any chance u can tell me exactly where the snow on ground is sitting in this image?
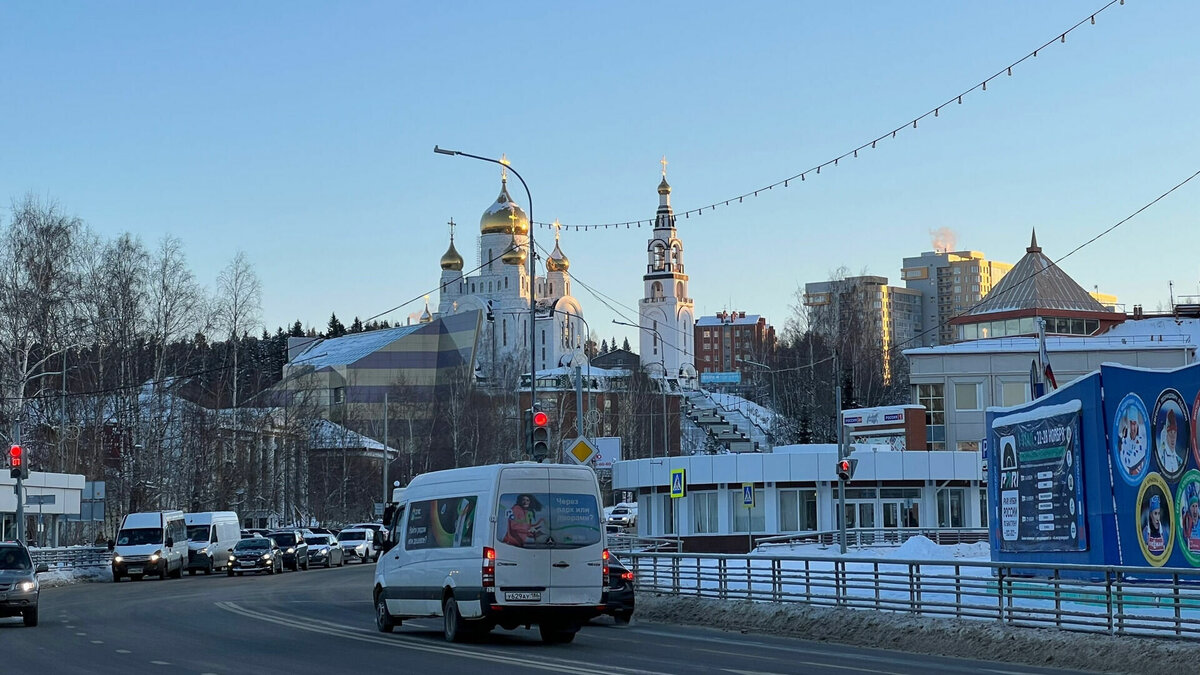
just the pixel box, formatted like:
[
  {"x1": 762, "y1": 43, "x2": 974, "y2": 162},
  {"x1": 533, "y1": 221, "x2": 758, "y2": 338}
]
[{"x1": 38, "y1": 565, "x2": 110, "y2": 587}]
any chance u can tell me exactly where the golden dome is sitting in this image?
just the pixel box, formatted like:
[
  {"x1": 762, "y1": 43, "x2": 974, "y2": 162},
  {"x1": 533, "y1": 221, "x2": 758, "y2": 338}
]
[
  {"x1": 480, "y1": 178, "x2": 529, "y2": 236},
  {"x1": 547, "y1": 240, "x2": 569, "y2": 272},
  {"x1": 440, "y1": 237, "x2": 464, "y2": 271},
  {"x1": 501, "y1": 240, "x2": 527, "y2": 266},
  {"x1": 418, "y1": 296, "x2": 433, "y2": 323}
]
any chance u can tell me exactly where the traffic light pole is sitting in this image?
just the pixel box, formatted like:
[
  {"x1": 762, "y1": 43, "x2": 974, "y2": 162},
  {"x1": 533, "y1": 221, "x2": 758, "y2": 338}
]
[
  {"x1": 13, "y1": 421, "x2": 24, "y2": 545},
  {"x1": 835, "y1": 351, "x2": 846, "y2": 555}
]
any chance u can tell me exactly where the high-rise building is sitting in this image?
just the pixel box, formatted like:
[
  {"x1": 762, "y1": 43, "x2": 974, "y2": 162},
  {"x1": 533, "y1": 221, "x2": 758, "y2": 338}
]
[
  {"x1": 900, "y1": 250, "x2": 1013, "y2": 346},
  {"x1": 803, "y1": 275, "x2": 922, "y2": 382},
  {"x1": 694, "y1": 311, "x2": 777, "y2": 375}
]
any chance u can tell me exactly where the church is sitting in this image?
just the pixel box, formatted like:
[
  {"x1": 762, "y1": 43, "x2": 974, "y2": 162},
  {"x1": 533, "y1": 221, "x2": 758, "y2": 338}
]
[
  {"x1": 434, "y1": 165, "x2": 587, "y2": 384},
  {"x1": 434, "y1": 161, "x2": 695, "y2": 388}
]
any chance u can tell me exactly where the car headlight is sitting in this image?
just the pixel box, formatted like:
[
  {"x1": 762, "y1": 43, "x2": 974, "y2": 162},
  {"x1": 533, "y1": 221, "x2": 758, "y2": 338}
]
[
  {"x1": 150, "y1": 552, "x2": 161, "y2": 562},
  {"x1": 20, "y1": 581, "x2": 36, "y2": 592},
  {"x1": 287, "y1": 547, "x2": 295, "y2": 553},
  {"x1": 262, "y1": 553, "x2": 271, "y2": 560},
  {"x1": 113, "y1": 555, "x2": 123, "y2": 563}
]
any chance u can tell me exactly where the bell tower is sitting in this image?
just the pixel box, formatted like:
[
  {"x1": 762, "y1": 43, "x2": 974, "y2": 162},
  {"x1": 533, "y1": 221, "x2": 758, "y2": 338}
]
[{"x1": 639, "y1": 158, "x2": 694, "y2": 380}]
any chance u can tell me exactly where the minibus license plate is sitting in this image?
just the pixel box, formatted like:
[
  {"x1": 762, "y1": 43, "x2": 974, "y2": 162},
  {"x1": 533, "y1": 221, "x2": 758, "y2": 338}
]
[
  {"x1": 128, "y1": 567, "x2": 142, "y2": 575},
  {"x1": 505, "y1": 591, "x2": 541, "y2": 602}
]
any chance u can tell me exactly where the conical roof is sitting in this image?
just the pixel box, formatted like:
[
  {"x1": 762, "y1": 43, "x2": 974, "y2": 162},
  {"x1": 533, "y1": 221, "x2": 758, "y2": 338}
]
[{"x1": 963, "y1": 230, "x2": 1106, "y2": 316}]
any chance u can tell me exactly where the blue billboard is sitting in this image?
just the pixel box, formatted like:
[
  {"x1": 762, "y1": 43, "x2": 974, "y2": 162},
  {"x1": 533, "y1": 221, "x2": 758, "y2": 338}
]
[{"x1": 988, "y1": 362, "x2": 1200, "y2": 574}]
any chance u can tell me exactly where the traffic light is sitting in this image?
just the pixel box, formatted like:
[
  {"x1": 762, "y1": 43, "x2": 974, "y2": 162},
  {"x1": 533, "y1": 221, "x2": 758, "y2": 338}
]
[
  {"x1": 9, "y1": 444, "x2": 22, "y2": 479},
  {"x1": 836, "y1": 457, "x2": 858, "y2": 482},
  {"x1": 531, "y1": 408, "x2": 550, "y2": 462}
]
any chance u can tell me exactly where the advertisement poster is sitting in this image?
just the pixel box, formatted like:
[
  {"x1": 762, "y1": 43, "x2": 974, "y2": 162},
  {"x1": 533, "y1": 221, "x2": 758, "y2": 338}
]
[
  {"x1": 404, "y1": 496, "x2": 477, "y2": 550},
  {"x1": 991, "y1": 401, "x2": 1087, "y2": 552},
  {"x1": 496, "y1": 493, "x2": 601, "y2": 549}
]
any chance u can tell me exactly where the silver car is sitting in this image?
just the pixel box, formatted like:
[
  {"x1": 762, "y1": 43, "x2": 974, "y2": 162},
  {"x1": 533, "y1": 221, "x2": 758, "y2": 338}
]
[
  {"x1": 0, "y1": 543, "x2": 47, "y2": 627},
  {"x1": 337, "y1": 529, "x2": 374, "y2": 563}
]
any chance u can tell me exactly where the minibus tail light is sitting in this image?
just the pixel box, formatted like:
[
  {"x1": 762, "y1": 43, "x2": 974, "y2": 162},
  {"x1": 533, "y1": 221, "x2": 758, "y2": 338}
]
[{"x1": 482, "y1": 546, "x2": 496, "y2": 590}]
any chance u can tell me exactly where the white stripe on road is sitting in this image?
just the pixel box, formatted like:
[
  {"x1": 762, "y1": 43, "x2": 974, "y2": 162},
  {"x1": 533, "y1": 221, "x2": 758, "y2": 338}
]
[{"x1": 215, "y1": 601, "x2": 656, "y2": 675}]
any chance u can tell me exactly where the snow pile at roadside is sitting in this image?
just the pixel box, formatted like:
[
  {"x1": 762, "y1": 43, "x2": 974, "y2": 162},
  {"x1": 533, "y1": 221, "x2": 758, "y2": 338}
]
[
  {"x1": 754, "y1": 535, "x2": 990, "y2": 561},
  {"x1": 38, "y1": 566, "x2": 110, "y2": 587}
]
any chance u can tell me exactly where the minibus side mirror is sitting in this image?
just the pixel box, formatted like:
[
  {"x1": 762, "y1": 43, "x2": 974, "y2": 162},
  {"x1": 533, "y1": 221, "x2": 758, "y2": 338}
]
[
  {"x1": 381, "y1": 504, "x2": 395, "y2": 527},
  {"x1": 165, "y1": 537, "x2": 174, "y2": 548},
  {"x1": 36, "y1": 563, "x2": 48, "y2": 574},
  {"x1": 107, "y1": 540, "x2": 115, "y2": 551}
]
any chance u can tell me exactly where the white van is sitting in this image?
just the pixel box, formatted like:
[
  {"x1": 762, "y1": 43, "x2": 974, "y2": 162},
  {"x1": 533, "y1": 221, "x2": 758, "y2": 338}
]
[
  {"x1": 373, "y1": 463, "x2": 607, "y2": 644},
  {"x1": 110, "y1": 510, "x2": 188, "y2": 581},
  {"x1": 184, "y1": 511, "x2": 241, "y2": 575}
]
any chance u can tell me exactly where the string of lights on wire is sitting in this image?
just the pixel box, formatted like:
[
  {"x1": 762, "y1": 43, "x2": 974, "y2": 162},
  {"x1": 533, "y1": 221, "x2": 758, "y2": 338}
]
[{"x1": 531, "y1": 0, "x2": 1127, "y2": 233}]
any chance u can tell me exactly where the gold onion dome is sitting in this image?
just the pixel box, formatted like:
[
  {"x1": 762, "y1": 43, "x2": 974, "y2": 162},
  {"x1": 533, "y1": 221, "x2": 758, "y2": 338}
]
[
  {"x1": 480, "y1": 178, "x2": 529, "y2": 236},
  {"x1": 547, "y1": 240, "x2": 569, "y2": 272},
  {"x1": 440, "y1": 237, "x2": 464, "y2": 271},
  {"x1": 658, "y1": 176, "x2": 671, "y2": 195},
  {"x1": 418, "y1": 296, "x2": 433, "y2": 323},
  {"x1": 501, "y1": 241, "x2": 527, "y2": 266}
]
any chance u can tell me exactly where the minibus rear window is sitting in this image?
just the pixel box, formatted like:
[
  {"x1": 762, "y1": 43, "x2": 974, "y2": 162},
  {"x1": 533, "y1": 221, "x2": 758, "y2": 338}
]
[{"x1": 497, "y1": 493, "x2": 601, "y2": 549}]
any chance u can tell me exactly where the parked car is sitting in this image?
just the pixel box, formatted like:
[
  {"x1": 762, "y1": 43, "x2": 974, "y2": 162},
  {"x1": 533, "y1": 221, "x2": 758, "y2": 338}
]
[
  {"x1": 267, "y1": 530, "x2": 309, "y2": 571},
  {"x1": 239, "y1": 530, "x2": 262, "y2": 539},
  {"x1": 601, "y1": 556, "x2": 635, "y2": 624},
  {"x1": 0, "y1": 542, "x2": 47, "y2": 627},
  {"x1": 606, "y1": 504, "x2": 637, "y2": 529},
  {"x1": 337, "y1": 529, "x2": 373, "y2": 563},
  {"x1": 228, "y1": 537, "x2": 283, "y2": 576},
  {"x1": 304, "y1": 535, "x2": 344, "y2": 568},
  {"x1": 308, "y1": 527, "x2": 336, "y2": 536}
]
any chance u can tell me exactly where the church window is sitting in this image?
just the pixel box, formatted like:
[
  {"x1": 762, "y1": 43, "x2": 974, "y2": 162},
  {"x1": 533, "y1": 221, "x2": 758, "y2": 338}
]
[
  {"x1": 652, "y1": 244, "x2": 666, "y2": 271},
  {"x1": 503, "y1": 319, "x2": 507, "y2": 346},
  {"x1": 549, "y1": 282, "x2": 554, "y2": 295},
  {"x1": 541, "y1": 330, "x2": 546, "y2": 345},
  {"x1": 488, "y1": 281, "x2": 492, "y2": 293},
  {"x1": 488, "y1": 249, "x2": 493, "y2": 268},
  {"x1": 676, "y1": 281, "x2": 684, "y2": 298},
  {"x1": 652, "y1": 281, "x2": 663, "y2": 299},
  {"x1": 505, "y1": 277, "x2": 508, "y2": 289}
]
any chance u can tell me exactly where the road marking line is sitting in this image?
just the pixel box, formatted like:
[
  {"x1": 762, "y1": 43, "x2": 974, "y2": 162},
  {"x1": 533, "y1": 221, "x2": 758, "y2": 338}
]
[
  {"x1": 75, "y1": 632, "x2": 87, "y2": 636},
  {"x1": 216, "y1": 601, "x2": 654, "y2": 675},
  {"x1": 150, "y1": 661, "x2": 171, "y2": 665},
  {"x1": 116, "y1": 649, "x2": 132, "y2": 654},
  {"x1": 90, "y1": 640, "x2": 104, "y2": 644}
]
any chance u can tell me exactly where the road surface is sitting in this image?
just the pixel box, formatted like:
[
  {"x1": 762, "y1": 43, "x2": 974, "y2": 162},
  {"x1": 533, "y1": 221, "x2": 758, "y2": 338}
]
[{"x1": 2, "y1": 561, "x2": 1094, "y2": 674}]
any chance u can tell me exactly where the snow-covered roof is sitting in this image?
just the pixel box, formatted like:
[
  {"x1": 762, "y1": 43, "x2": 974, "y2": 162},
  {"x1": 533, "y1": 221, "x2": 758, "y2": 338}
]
[
  {"x1": 289, "y1": 324, "x2": 427, "y2": 369},
  {"x1": 905, "y1": 318, "x2": 1200, "y2": 357},
  {"x1": 535, "y1": 365, "x2": 631, "y2": 379},
  {"x1": 705, "y1": 391, "x2": 776, "y2": 428},
  {"x1": 309, "y1": 419, "x2": 399, "y2": 455},
  {"x1": 697, "y1": 313, "x2": 762, "y2": 327}
]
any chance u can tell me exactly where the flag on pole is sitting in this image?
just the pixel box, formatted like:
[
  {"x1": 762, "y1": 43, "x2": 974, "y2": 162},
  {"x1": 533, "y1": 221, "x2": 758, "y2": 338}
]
[{"x1": 1039, "y1": 333, "x2": 1057, "y2": 390}]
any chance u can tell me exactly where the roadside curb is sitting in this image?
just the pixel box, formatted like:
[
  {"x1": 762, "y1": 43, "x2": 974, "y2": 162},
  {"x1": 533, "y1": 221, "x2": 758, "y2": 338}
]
[{"x1": 635, "y1": 594, "x2": 1200, "y2": 674}]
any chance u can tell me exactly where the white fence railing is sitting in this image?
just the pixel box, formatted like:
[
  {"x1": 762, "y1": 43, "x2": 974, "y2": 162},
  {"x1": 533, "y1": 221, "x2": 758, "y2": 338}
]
[
  {"x1": 630, "y1": 551, "x2": 1200, "y2": 639},
  {"x1": 30, "y1": 546, "x2": 112, "y2": 569}
]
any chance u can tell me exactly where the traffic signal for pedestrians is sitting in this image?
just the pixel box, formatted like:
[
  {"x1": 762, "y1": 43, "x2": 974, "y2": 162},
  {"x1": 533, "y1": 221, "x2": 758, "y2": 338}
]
[
  {"x1": 836, "y1": 457, "x2": 857, "y2": 482},
  {"x1": 531, "y1": 408, "x2": 550, "y2": 462},
  {"x1": 9, "y1": 444, "x2": 23, "y2": 479}
]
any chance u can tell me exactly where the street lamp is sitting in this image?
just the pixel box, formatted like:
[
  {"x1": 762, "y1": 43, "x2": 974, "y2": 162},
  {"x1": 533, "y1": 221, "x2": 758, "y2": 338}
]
[
  {"x1": 613, "y1": 319, "x2": 669, "y2": 459},
  {"x1": 553, "y1": 308, "x2": 591, "y2": 439},
  {"x1": 435, "y1": 146, "x2": 538, "y2": 452}
]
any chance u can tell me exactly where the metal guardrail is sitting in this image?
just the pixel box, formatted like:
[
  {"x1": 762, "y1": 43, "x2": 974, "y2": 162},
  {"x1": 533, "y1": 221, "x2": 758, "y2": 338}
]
[
  {"x1": 629, "y1": 551, "x2": 1200, "y2": 639},
  {"x1": 608, "y1": 533, "x2": 680, "y2": 555},
  {"x1": 756, "y1": 528, "x2": 989, "y2": 549},
  {"x1": 30, "y1": 546, "x2": 112, "y2": 569}
]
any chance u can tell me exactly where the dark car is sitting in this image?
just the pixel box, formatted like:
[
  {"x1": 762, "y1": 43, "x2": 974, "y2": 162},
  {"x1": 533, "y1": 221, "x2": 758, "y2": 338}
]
[
  {"x1": 228, "y1": 537, "x2": 283, "y2": 576},
  {"x1": 267, "y1": 530, "x2": 309, "y2": 571},
  {"x1": 304, "y1": 535, "x2": 344, "y2": 568},
  {"x1": 602, "y1": 556, "x2": 635, "y2": 624},
  {"x1": 308, "y1": 527, "x2": 336, "y2": 536},
  {"x1": 0, "y1": 542, "x2": 47, "y2": 627}
]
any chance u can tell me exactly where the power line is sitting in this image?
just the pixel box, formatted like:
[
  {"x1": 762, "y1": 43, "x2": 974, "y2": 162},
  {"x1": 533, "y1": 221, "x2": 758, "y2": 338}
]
[{"x1": 530, "y1": 0, "x2": 1126, "y2": 232}]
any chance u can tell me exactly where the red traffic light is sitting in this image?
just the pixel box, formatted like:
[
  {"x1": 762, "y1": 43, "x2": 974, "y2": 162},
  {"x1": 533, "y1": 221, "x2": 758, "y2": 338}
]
[
  {"x1": 533, "y1": 411, "x2": 549, "y2": 427},
  {"x1": 838, "y1": 459, "x2": 850, "y2": 472},
  {"x1": 9, "y1": 444, "x2": 21, "y2": 467}
]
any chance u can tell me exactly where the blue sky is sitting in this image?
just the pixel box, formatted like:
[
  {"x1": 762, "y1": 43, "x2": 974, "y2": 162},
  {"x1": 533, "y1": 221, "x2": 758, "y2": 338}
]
[{"x1": 2, "y1": 2, "x2": 1196, "y2": 344}]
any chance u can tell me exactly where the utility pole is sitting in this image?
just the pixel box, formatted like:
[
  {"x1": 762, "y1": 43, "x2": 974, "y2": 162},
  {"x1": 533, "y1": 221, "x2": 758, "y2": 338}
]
[
  {"x1": 382, "y1": 391, "x2": 389, "y2": 508},
  {"x1": 574, "y1": 365, "x2": 584, "y2": 439},
  {"x1": 13, "y1": 420, "x2": 25, "y2": 545},
  {"x1": 835, "y1": 352, "x2": 847, "y2": 554}
]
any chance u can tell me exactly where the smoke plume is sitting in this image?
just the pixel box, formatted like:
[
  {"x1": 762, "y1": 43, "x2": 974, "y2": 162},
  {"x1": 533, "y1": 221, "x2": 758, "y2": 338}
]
[{"x1": 930, "y1": 227, "x2": 957, "y2": 254}]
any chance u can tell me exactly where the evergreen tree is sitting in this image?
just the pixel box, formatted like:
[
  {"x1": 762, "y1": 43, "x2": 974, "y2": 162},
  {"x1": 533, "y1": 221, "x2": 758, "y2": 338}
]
[
  {"x1": 600, "y1": 339, "x2": 609, "y2": 354},
  {"x1": 289, "y1": 320, "x2": 304, "y2": 337},
  {"x1": 622, "y1": 337, "x2": 631, "y2": 352},
  {"x1": 327, "y1": 312, "x2": 346, "y2": 338},
  {"x1": 349, "y1": 316, "x2": 364, "y2": 333}
]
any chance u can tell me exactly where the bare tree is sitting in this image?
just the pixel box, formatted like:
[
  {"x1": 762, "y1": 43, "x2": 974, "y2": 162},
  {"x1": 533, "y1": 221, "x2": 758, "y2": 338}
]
[{"x1": 214, "y1": 252, "x2": 262, "y2": 408}]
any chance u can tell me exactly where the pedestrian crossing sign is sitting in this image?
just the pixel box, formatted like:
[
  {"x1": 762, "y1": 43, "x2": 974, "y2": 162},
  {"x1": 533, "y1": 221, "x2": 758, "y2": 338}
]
[
  {"x1": 742, "y1": 483, "x2": 755, "y2": 507},
  {"x1": 670, "y1": 469, "x2": 686, "y2": 498}
]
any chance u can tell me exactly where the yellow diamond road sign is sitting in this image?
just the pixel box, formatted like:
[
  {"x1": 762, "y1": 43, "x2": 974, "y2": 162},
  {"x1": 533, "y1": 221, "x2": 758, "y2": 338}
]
[{"x1": 566, "y1": 438, "x2": 598, "y2": 465}]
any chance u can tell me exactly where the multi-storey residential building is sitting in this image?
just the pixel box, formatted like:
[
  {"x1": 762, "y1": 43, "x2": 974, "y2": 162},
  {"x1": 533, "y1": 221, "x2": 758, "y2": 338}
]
[
  {"x1": 803, "y1": 276, "x2": 923, "y2": 382},
  {"x1": 900, "y1": 249, "x2": 1014, "y2": 346},
  {"x1": 694, "y1": 311, "x2": 777, "y2": 375}
]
